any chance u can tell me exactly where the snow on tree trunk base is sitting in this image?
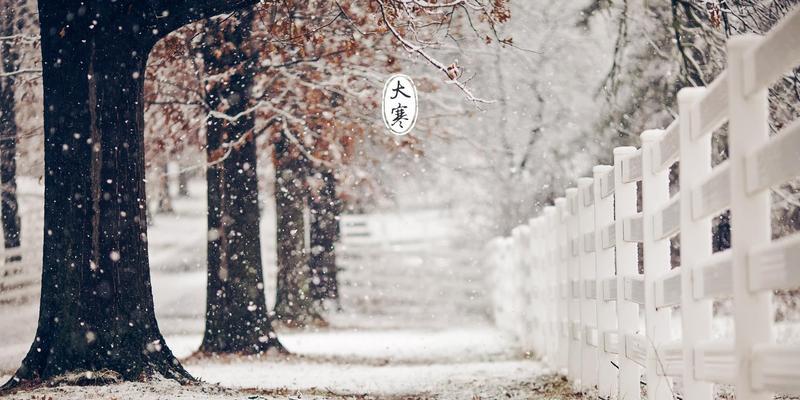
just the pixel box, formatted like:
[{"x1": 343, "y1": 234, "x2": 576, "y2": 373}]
[{"x1": 2, "y1": 331, "x2": 194, "y2": 390}]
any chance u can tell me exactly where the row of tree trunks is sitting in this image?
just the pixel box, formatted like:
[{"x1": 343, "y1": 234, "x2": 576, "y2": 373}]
[
  {"x1": 0, "y1": 1, "x2": 22, "y2": 263},
  {"x1": 199, "y1": 13, "x2": 282, "y2": 355},
  {"x1": 1, "y1": 0, "x2": 342, "y2": 389},
  {"x1": 2, "y1": 0, "x2": 260, "y2": 390}
]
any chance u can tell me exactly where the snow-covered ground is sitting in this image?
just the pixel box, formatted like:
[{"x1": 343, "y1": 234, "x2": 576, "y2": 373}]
[{"x1": 0, "y1": 180, "x2": 562, "y2": 399}]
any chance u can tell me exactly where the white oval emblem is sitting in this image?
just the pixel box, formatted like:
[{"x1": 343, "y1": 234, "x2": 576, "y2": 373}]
[{"x1": 382, "y1": 74, "x2": 418, "y2": 135}]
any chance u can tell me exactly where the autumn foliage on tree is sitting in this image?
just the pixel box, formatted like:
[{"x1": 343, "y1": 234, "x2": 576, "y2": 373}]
[
  {"x1": 250, "y1": 1, "x2": 397, "y2": 327},
  {"x1": 143, "y1": 0, "x2": 511, "y2": 329},
  {"x1": 253, "y1": 0, "x2": 512, "y2": 325}
]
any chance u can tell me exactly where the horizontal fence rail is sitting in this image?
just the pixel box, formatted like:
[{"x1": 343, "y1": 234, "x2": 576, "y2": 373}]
[{"x1": 489, "y1": 6, "x2": 800, "y2": 400}]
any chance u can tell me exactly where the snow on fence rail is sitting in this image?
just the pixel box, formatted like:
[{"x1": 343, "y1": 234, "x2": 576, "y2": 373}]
[{"x1": 489, "y1": 7, "x2": 800, "y2": 400}]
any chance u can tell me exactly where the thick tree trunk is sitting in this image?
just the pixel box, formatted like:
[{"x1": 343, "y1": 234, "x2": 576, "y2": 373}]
[
  {"x1": 0, "y1": 3, "x2": 22, "y2": 262},
  {"x1": 199, "y1": 14, "x2": 282, "y2": 354},
  {"x1": 309, "y1": 169, "x2": 340, "y2": 302},
  {"x1": 3, "y1": 0, "x2": 259, "y2": 390},
  {"x1": 273, "y1": 132, "x2": 319, "y2": 327},
  {"x1": 203, "y1": 118, "x2": 281, "y2": 353},
  {"x1": 7, "y1": 13, "x2": 188, "y2": 387}
]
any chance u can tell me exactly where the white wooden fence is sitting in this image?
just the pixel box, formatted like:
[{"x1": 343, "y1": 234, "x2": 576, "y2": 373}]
[
  {"x1": 490, "y1": 7, "x2": 800, "y2": 400},
  {"x1": 338, "y1": 210, "x2": 454, "y2": 251}
]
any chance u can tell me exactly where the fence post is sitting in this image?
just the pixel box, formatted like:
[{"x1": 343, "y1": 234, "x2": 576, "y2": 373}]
[
  {"x1": 526, "y1": 219, "x2": 538, "y2": 353},
  {"x1": 677, "y1": 87, "x2": 714, "y2": 400},
  {"x1": 541, "y1": 216, "x2": 551, "y2": 359},
  {"x1": 640, "y1": 129, "x2": 673, "y2": 400},
  {"x1": 555, "y1": 197, "x2": 570, "y2": 372},
  {"x1": 613, "y1": 146, "x2": 640, "y2": 400},
  {"x1": 565, "y1": 187, "x2": 582, "y2": 389},
  {"x1": 518, "y1": 224, "x2": 534, "y2": 350},
  {"x1": 544, "y1": 207, "x2": 559, "y2": 365},
  {"x1": 529, "y1": 218, "x2": 544, "y2": 355},
  {"x1": 728, "y1": 35, "x2": 773, "y2": 400},
  {"x1": 578, "y1": 177, "x2": 598, "y2": 393},
  {"x1": 593, "y1": 165, "x2": 617, "y2": 399}
]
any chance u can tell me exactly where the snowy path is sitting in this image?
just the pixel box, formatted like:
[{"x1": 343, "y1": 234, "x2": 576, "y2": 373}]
[
  {"x1": 2, "y1": 326, "x2": 548, "y2": 399},
  {"x1": 163, "y1": 327, "x2": 545, "y2": 399},
  {"x1": 0, "y1": 181, "x2": 561, "y2": 399}
]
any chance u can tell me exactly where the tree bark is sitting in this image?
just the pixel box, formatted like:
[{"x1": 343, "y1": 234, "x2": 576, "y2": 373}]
[
  {"x1": 272, "y1": 132, "x2": 319, "y2": 327},
  {"x1": 177, "y1": 168, "x2": 190, "y2": 197},
  {"x1": 0, "y1": 2, "x2": 22, "y2": 263},
  {"x1": 199, "y1": 14, "x2": 282, "y2": 354},
  {"x1": 157, "y1": 162, "x2": 174, "y2": 213},
  {"x1": 309, "y1": 168, "x2": 340, "y2": 302},
  {"x1": 3, "y1": 0, "x2": 259, "y2": 390}
]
